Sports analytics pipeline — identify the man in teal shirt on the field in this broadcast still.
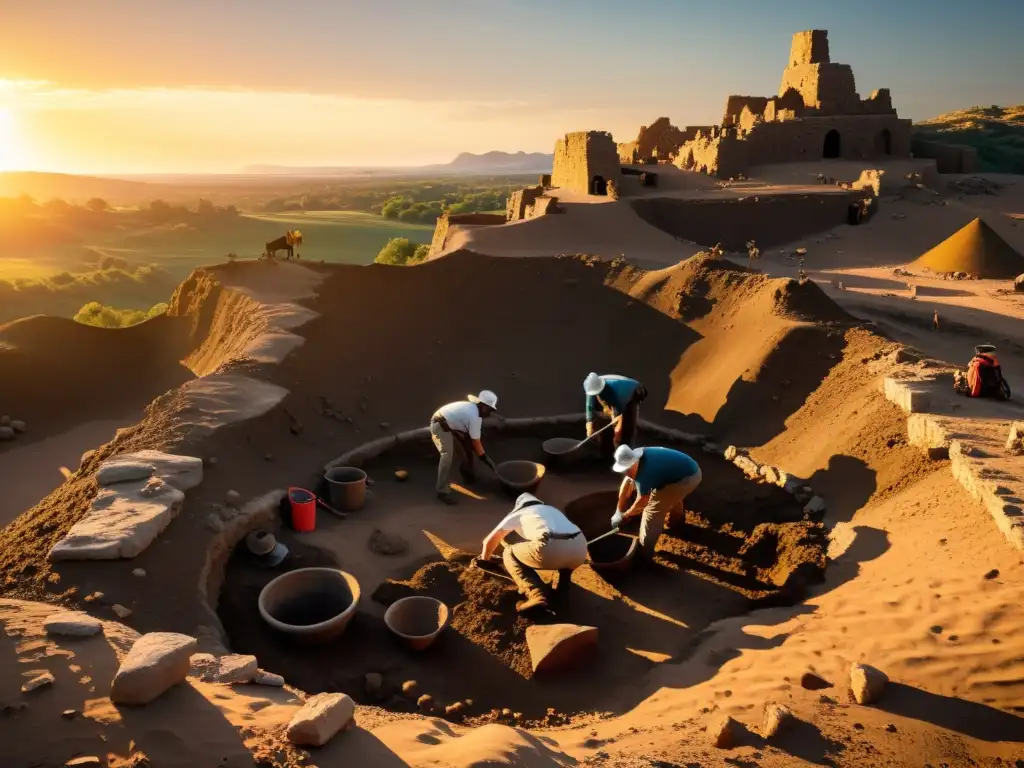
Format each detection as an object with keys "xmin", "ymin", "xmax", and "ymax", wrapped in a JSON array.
[
  {"xmin": 583, "ymin": 372, "xmax": 647, "ymax": 455},
  {"xmin": 610, "ymin": 444, "xmax": 702, "ymax": 559}
]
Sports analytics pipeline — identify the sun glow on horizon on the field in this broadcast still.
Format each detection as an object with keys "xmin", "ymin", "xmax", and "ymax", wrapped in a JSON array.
[{"xmin": 0, "ymin": 108, "xmax": 19, "ymax": 171}]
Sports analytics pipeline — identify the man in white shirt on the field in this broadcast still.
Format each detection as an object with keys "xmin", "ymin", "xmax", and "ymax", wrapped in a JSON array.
[
  {"xmin": 479, "ymin": 492, "xmax": 587, "ymax": 613},
  {"xmin": 430, "ymin": 390, "xmax": 499, "ymax": 505}
]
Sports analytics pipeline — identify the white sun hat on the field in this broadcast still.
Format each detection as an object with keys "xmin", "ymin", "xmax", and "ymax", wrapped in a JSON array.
[
  {"xmin": 583, "ymin": 372, "xmax": 606, "ymax": 396},
  {"xmin": 468, "ymin": 390, "xmax": 498, "ymax": 409},
  {"xmin": 612, "ymin": 444, "xmax": 644, "ymax": 473}
]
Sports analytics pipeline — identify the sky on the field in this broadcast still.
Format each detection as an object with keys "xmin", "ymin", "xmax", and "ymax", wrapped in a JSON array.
[{"xmin": 0, "ymin": 0, "xmax": 1020, "ymax": 175}]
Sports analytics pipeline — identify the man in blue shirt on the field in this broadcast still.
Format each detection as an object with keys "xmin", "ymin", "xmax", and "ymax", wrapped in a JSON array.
[
  {"xmin": 583, "ymin": 373, "xmax": 647, "ymax": 456},
  {"xmin": 610, "ymin": 444, "xmax": 702, "ymax": 559}
]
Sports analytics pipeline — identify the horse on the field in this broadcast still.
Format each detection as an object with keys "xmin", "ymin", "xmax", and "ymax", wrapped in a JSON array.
[{"xmin": 263, "ymin": 230, "xmax": 303, "ymax": 261}]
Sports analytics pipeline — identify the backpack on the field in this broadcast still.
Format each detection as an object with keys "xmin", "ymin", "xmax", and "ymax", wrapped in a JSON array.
[{"xmin": 967, "ymin": 353, "xmax": 1011, "ymax": 400}]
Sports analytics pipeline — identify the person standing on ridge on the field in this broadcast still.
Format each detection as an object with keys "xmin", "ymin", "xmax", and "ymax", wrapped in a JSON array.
[
  {"xmin": 478, "ymin": 492, "xmax": 586, "ymax": 613},
  {"xmin": 430, "ymin": 390, "xmax": 499, "ymax": 505},
  {"xmin": 610, "ymin": 444, "xmax": 702, "ymax": 559},
  {"xmin": 583, "ymin": 373, "xmax": 647, "ymax": 455}
]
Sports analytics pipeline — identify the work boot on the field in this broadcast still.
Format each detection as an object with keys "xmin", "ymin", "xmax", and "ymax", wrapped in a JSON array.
[
  {"xmin": 516, "ymin": 591, "xmax": 549, "ymax": 613},
  {"xmin": 553, "ymin": 570, "xmax": 573, "ymax": 599},
  {"xmin": 436, "ymin": 492, "xmax": 457, "ymax": 506}
]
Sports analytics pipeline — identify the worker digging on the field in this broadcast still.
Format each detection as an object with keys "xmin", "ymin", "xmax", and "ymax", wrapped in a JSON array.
[
  {"xmin": 429, "ymin": 389, "xmax": 500, "ymax": 505},
  {"xmin": 477, "ymin": 492, "xmax": 587, "ymax": 614},
  {"xmin": 584, "ymin": 372, "xmax": 648, "ymax": 456},
  {"xmin": 610, "ymin": 444, "xmax": 703, "ymax": 560}
]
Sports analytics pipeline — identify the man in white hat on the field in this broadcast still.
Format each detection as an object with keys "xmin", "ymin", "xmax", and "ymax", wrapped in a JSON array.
[
  {"xmin": 479, "ymin": 492, "xmax": 586, "ymax": 613},
  {"xmin": 430, "ymin": 390, "xmax": 499, "ymax": 505},
  {"xmin": 583, "ymin": 373, "xmax": 647, "ymax": 455},
  {"xmin": 610, "ymin": 444, "xmax": 701, "ymax": 559}
]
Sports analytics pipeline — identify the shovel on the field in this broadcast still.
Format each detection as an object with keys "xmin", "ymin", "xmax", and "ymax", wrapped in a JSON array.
[
  {"xmin": 587, "ymin": 526, "xmax": 621, "ymax": 546},
  {"xmin": 315, "ymin": 496, "xmax": 347, "ymax": 520},
  {"xmin": 571, "ymin": 416, "xmax": 621, "ymax": 451}
]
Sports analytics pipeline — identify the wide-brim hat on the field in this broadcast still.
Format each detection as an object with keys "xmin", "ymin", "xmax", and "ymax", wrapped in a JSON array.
[
  {"xmin": 612, "ymin": 445, "xmax": 644, "ymax": 473},
  {"xmin": 245, "ymin": 530, "xmax": 289, "ymax": 567},
  {"xmin": 468, "ymin": 390, "xmax": 498, "ymax": 410},
  {"xmin": 583, "ymin": 372, "xmax": 606, "ymax": 396}
]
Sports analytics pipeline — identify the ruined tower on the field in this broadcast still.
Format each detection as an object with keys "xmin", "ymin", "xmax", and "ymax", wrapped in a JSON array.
[
  {"xmin": 552, "ymin": 131, "xmax": 621, "ymax": 196},
  {"xmin": 778, "ymin": 29, "xmax": 862, "ymax": 114}
]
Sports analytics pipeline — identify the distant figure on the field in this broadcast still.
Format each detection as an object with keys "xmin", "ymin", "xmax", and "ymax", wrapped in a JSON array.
[
  {"xmin": 263, "ymin": 230, "xmax": 303, "ymax": 261},
  {"xmin": 429, "ymin": 390, "xmax": 499, "ymax": 505},
  {"xmin": 933, "ymin": 310, "xmax": 940, "ymax": 331}
]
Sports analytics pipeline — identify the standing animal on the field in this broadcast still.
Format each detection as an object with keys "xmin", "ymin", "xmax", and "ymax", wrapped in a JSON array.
[{"xmin": 263, "ymin": 230, "xmax": 303, "ymax": 261}]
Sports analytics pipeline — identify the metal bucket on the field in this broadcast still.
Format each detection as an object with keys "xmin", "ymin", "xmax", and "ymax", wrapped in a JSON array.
[{"xmin": 324, "ymin": 467, "xmax": 367, "ymax": 511}]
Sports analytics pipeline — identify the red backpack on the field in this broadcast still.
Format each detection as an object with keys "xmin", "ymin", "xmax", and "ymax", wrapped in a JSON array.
[{"xmin": 966, "ymin": 351, "xmax": 1011, "ymax": 400}]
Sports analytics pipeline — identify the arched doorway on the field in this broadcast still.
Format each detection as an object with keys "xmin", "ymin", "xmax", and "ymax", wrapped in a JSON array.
[
  {"xmin": 823, "ymin": 129, "xmax": 841, "ymax": 159},
  {"xmin": 875, "ymin": 128, "xmax": 892, "ymax": 155},
  {"xmin": 591, "ymin": 175, "xmax": 607, "ymax": 196}
]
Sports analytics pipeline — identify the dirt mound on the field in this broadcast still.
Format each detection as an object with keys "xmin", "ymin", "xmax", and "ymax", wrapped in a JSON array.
[
  {"xmin": 911, "ymin": 217, "xmax": 1024, "ymax": 278},
  {"xmin": 0, "ymin": 313, "xmax": 192, "ymax": 446}
]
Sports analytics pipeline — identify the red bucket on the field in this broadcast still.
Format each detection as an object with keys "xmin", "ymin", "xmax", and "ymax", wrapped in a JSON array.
[{"xmin": 288, "ymin": 487, "xmax": 316, "ymax": 532}]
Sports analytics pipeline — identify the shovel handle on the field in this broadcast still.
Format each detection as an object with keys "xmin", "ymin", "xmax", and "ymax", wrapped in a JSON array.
[
  {"xmin": 576, "ymin": 417, "xmax": 621, "ymax": 449},
  {"xmin": 587, "ymin": 526, "xmax": 621, "ymax": 546}
]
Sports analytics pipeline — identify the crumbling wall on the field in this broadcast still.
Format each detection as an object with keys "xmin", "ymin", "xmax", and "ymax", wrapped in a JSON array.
[
  {"xmin": 740, "ymin": 115, "xmax": 911, "ymax": 165},
  {"xmin": 910, "ymin": 138, "xmax": 978, "ymax": 174},
  {"xmin": 675, "ymin": 129, "xmax": 749, "ymax": 178},
  {"xmin": 506, "ymin": 185, "xmax": 545, "ymax": 222},
  {"xmin": 428, "ymin": 212, "xmax": 506, "ymax": 256},
  {"xmin": 724, "ymin": 97, "xmax": 770, "ymax": 127},
  {"xmin": 552, "ymin": 131, "xmax": 621, "ymax": 196},
  {"xmin": 618, "ymin": 141, "xmax": 639, "ymax": 164},
  {"xmin": 531, "ymin": 195, "xmax": 560, "ymax": 216}
]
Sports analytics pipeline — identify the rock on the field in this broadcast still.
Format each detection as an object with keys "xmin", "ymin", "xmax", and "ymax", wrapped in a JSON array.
[
  {"xmin": 112, "ymin": 604, "xmax": 133, "ymax": 619},
  {"xmin": 65, "ymin": 758, "xmax": 102, "ymax": 767},
  {"xmin": 204, "ymin": 513, "xmax": 224, "ymax": 533},
  {"xmin": 709, "ymin": 714, "xmax": 742, "ymax": 749},
  {"xmin": 724, "ymin": 446, "xmax": 738, "ymax": 462},
  {"xmin": 800, "ymin": 671, "xmax": 831, "ymax": 690},
  {"xmin": 286, "ymin": 692, "xmax": 355, "ymax": 747},
  {"xmin": 44, "ymin": 611, "xmax": 103, "ymax": 637},
  {"xmin": 804, "ymin": 496, "xmax": 827, "ymax": 516},
  {"xmin": 850, "ymin": 663, "xmax": 888, "ymax": 705},
  {"xmin": 133, "ymin": 568, "xmax": 147, "ymax": 578},
  {"xmin": 417, "ymin": 694, "xmax": 435, "ymax": 712},
  {"xmin": 225, "ymin": 490, "xmax": 242, "ymax": 508},
  {"xmin": 0, "ymin": 426, "xmax": 14, "ymax": 441},
  {"xmin": 206, "ymin": 456, "xmax": 218, "ymax": 466},
  {"xmin": 733, "ymin": 455, "xmax": 761, "ymax": 479},
  {"xmin": 379, "ymin": 422, "xmax": 390, "ymax": 430},
  {"xmin": 110, "ymin": 632, "xmax": 197, "ymax": 705},
  {"xmin": 984, "ymin": 568, "xmax": 1000, "ymax": 580},
  {"xmin": 368, "ymin": 528, "xmax": 408, "ymax": 556},
  {"xmin": 445, "ymin": 701, "xmax": 466, "ymax": 718},
  {"xmin": 253, "ymin": 670, "xmax": 285, "ymax": 686},
  {"xmin": 21, "ymin": 671, "xmax": 55, "ymax": 693},
  {"xmin": 401, "ymin": 680, "xmax": 418, "ymax": 697},
  {"xmin": 189, "ymin": 653, "xmax": 258, "ymax": 684},
  {"xmin": 525, "ymin": 624, "xmax": 598, "ymax": 674},
  {"xmin": 394, "ymin": 469, "xmax": 409, "ymax": 481},
  {"xmin": 1015, "ymin": 273, "xmax": 1024, "ymax": 292},
  {"xmin": 62, "ymin": 709, "xmax": 78, "ymax": 718},
  {"xmin": 83, "ymin": 592, "xmax": 104, "ymax": 603},
  {"xmin": 97, "ymin": 451, "xmax": 203, "ymax": 491},
  {"xmin": 761, "ymin": 466, "xmax": 780, "ymax": 485},
  {"xmin": 1007, "ymin": 423, "xmax": 1024, "ymax": 456},
  {"xmin": 49, "ymin": 481, "xmax": 187, "ymax": 561},
  {"xmin": 10, "ymin": 420, "xmax": 25, "ymax": 433},
  {"xmin": 762, "ymin": 703, "xmax": 794, "ymax": 738},
  {"xmin": 365, "ymin": 672, "xmax": 383, "ymax": 695}
]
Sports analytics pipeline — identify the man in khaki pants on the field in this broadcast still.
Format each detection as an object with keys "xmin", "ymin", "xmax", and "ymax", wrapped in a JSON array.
[
  {"xmin": 611, "ymin": 444, "xmax": 702, "ymax": 559},
  {"xmin": 430, "ymin": 390, "xmax": 499, "ymax": 505},
  {"xmin": 479, "ymin": 492, "xmax": 587, "ymax": 613}
]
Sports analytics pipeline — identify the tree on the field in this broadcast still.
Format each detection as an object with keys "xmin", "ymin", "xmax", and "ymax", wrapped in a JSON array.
[
  {"xmin": 196, "ymin": 198, "xmax": 216, "ymax": 216},
  {"xmin": 374, "ymin": 238, "xmax": 429, "ymax": 266},
  {"xmin": 85, "ymin": 197, "xmax": 109, "ymax": 213}
]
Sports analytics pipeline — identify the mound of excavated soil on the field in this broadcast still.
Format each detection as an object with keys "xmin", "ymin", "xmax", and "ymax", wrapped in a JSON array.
[
  {"xmin": 911, "ymin": 217, "xmax": 1024, "ymax": 278},
  {"xmin": 0, "ymin": 314, "xmax": 192, "ymax": 447}
]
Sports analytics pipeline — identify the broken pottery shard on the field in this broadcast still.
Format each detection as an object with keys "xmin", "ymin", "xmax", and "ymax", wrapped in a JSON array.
[
  {"xmin": 762, "ymin": 703, "xmax": 794, "ymax": 738},
  {"xmin": 110, "ymin": 632, "xmax": 197, "ymax": 705},
  {"xmin": 44, "ymin": 612, "xmax": 103, "ymax": 637},
  {"xmin": 710, "ymin": 714, "xmax": 742, "ymax": 748},
  {"xmin": 188, "ymin": 653, "xmax": 258, "ymax": 684},
  {"xmin": 21, "ymin": 671, "xmax": 55, "ymax": 693},
  {"xmin": 286, "ymin": 692, "xmax": 355, "ymax": 747},
  {"xmin": 49, "ymin": 483, "xmax": 186, "ymax": 561},
  {"xmin": 850, "ymin": 663, "xmax": 888, "ymax": 705},
  {"xmin": 98, "ymin": 451, "xmax": 203, "ymax": 491},
  {"xmin": 525, "ymin": 624, "xmax": 598, "ymax": 675}
]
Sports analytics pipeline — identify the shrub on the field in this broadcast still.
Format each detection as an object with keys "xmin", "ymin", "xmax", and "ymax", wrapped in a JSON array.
[
  {"xmin": 73, "ymin": 301, "xmax": 168, "ymax": 328},
  {"xmin": 374, "ymin": 238, "xmax": 429, "ymax": 266}
]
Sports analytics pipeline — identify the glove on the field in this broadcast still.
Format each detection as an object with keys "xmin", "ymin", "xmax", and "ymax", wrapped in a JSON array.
[
  {"xmin": 481, "ymin": 454, "xmax": 498, "ymax": 473},
  {"xmin": 610, "ymin": 510, "xmax": 625, "ymax": 529}
]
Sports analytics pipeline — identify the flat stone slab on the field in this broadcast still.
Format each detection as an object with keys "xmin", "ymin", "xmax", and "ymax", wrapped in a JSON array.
[
  {"xmin": 44, "ymin": 612, "xmax": 103, "ymax": 637},
  {"xmin": 97, "ymin": 451, "xmax": 203, "ymax": 491},
  {"xmin": 189, "ymin": 653, "xmax": 258, "ymax": 684},
  {"xmin": 111, "ymin": 632, "xmax": 197, "ymax": 705},
  {"xmin": 286, "ymin": 692, "xmax": 355, "ymax": 747},
  {"xmin": 525, "ymin": 623, "xmax": 598, "ymax": 675},
  {"xmin": 50, "ymin": 482, "xmax": 185, "ymax": 561}
]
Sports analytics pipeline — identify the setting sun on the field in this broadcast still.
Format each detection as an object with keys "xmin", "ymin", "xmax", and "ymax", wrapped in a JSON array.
[{"xmin": 0, "ymin": 108, "xmax": 18, "ymax": 171}]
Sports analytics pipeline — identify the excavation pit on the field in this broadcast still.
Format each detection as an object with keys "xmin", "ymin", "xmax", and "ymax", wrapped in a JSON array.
[
  {"xmin": 218, "ymin": 427, "xmax": 828, "ymax": 725},
  {"xmin": 495, "ymin": 460, "xmax": 546, "ymax": 496},
  {"xmin": 587, "ymin": 532, "xmax": 639, "ymax": 573}
]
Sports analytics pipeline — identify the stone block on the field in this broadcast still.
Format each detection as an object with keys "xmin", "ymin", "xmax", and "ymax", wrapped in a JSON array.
[
  {"xmin": 526, "ymin": 624, "xmax": 598, "ymax": 675},
  {"xmin": 286, "ymin": 693, "xmax": 355, "ymax": 746},
  {"xmin": 44, "ymin": 612, "xmax": 103, "ymax": 637},
  {"xmin": 110, "ymin": 632, "xmax": 197, "ymax": 705},
  {"xmin": 189, "ymin": 653, "xmax": 259, "ymax": 684},
  {"xmin": 850, "ymin": 662, "xmax": 887, "ymax": 705}
]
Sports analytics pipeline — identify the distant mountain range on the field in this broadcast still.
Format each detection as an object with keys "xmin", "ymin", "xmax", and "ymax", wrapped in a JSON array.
[{"xmin": 244, "ymin": 151, "xmax": 553, "ymax": 176}]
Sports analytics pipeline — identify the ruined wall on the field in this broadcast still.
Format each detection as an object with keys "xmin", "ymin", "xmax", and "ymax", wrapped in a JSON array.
[
  {"xmin": 631, "ymin": 192, "xmax": 861, "ymax": 250},
  {"xmin": 428, "ymin": 212, "xmax": 506, "ymax": 256},
  {"xmin": 724, "ymin": 97, "xmax": 770, "ymax": 127},
  {"xmin": 910, "ymin": 138, "xmax": 978, "ymax": 174},
  {"xmin": 741, "ymin": 115, "xmax": 911, "ymax": 165},
  {"xmin": 618, "ymin": 141, "xmax": 639, "ymax": 164},
  {"xmin": 552, "ymin": 131, "xmax": 621, "ymax": 195},
  {"xmin": 506, "ymin": 185, "xmax": 545, "ymax": 221},
  {"xmin": 675, "ymin": 129, "xmax": 749, "ymax": 178}
]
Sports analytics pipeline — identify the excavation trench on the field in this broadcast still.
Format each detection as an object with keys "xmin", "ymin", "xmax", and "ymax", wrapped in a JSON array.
[{"xmin": 217, "ymin": 428, "xmax": 828, "ymax": 726}]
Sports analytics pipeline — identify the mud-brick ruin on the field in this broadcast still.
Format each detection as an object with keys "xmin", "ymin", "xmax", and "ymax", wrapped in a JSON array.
[
  {"xmin": 552, "ymin": 130, "xmax": 622, "ymax": 196},
  {"xmin": 622, "ymin": 30, "xmax": 913, "ymax": 178}
]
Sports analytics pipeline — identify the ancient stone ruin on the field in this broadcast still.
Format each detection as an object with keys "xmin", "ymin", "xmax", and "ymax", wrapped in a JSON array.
[
  {"xmin": 667, "ymin": 30, "xmax": 911, "ymax": 178},
  {"xmin": 552, "ymin": 131, "xmax": 621, "ymax": 196}
]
